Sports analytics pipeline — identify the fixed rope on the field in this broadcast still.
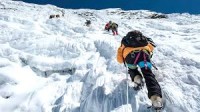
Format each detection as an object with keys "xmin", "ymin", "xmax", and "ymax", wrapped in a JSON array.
[{"xmin": 125, "ymin": 65, "xmax": 129, "ymax": 105}]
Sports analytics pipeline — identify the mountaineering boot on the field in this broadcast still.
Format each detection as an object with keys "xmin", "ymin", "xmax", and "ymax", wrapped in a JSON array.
[
  {"xmin": 133, "ymin": 75, "xmax": 144, "ymax": 90},
  {"xmin": 150, "ymin": 95, "xmax": 163, "ymax": 110},
  {"xmin": 113, "ymin": 31, "xmax": 116, "ymax": 35}
]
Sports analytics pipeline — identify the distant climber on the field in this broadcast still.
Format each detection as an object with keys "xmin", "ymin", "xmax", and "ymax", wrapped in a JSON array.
[
  {"xmin": 105, "ymin": 21, "xmax": 112, "ymax": 31},
  {"xmin": 56, "ymin": 14, "xmax": 60, "ymax": 18},
  {"xmin": 49, "ymin": 15, "xmax": 55, "ymax": 19},
  {"xmin": 105, "ymin": 21, "xmax": 118, "ymax": 35},
  {"xmin": 49, "ymin": 14, "xmax": 61, "ymax": 19},
  {"xmin": 110, "ymin": 22, "xmax": 118, "ymax": 35},
  {"xmin": 116, "ymin": 30, "xmax": 163, "ymax": 110},
  {"xmin": 85, "ymin": 20, "xmax": 91, "ymax": 27}
]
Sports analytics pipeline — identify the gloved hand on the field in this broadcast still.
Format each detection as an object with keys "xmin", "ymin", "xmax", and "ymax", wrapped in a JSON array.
[{"xmin": 149, "ymin": 52, "xmax": 155, "ymax": 58}]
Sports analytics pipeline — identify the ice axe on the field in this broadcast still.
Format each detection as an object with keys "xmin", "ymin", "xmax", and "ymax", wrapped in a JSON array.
[{"xmin": 151, "ymin": 60, "xmax": 158, "ymax": 70}]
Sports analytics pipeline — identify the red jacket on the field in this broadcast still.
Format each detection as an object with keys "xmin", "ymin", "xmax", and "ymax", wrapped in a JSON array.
[{"xmin": 105, "ymin": 23, "xmax": 110, "ymax": 30}]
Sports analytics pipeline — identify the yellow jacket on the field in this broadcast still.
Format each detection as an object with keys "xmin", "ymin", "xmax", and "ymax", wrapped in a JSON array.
[{"xmin": 117, "ymin": 43, "xmax": 154, "ymax": 63}]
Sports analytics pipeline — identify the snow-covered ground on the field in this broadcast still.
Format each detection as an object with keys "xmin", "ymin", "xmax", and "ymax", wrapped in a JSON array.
[{"xmin": 0, "ymin": 0, "xmax": 200, "ymax": 112}]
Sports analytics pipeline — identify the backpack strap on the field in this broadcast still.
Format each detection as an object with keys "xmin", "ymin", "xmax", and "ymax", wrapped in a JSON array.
[
  {"xmin": 134, "ymin": 51, "xmax": 141, "ymax": 64},
  {"xmin": 143, "ymin": 51, "xmax": 148, "ymax": 70},
  {"xmin": 133, "ymin": 49, "xmax": 149, "ymax": 70}
]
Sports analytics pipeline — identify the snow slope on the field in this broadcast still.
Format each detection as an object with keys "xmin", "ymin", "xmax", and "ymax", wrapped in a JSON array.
[{"xmin": 0, "ymin": 0, "xmax": 200, "ymax": 112}]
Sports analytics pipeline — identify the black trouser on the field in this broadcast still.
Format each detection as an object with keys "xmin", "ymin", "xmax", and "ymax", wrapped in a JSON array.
[
  {"xmin": 111, "ymin": 27, "xmax": 117, "ymax": 33},
  {"xmin": 125, "ymin": 51, "xmax": 162, "ymax": 98},
  {"xmin": 105, "ymin": 27, "xmax": 110, "ymax": 31}
]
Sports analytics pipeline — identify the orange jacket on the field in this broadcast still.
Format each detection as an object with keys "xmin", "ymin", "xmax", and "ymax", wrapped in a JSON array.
[{"xmin": 117, "ymin": 43, "xmax": 154, "ymax": 63}]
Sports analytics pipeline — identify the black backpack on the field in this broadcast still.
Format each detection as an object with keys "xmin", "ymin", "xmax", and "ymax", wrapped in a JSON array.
[{"xmin": 121, "ymin": 30, "xmax": 148, "ymax": 47}]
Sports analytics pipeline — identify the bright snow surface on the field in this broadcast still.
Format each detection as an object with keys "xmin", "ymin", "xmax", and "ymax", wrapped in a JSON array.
[{"xmin": 0, "ymin": 0, "xmax": 200, "ymax": 112}]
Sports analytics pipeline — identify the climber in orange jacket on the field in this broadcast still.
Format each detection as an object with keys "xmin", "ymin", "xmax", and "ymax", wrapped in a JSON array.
[{"xmin": 117, "ymin": 30, "xmax": 163, "ymax": 109}]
